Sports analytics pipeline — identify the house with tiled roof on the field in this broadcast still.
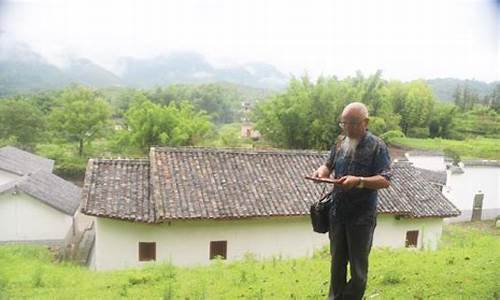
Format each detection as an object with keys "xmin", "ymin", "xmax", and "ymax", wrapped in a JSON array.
[
  {"xmin": 405, "ymin": 149, "xmax": 500, "ymax": 222},
  {"xmin": 443, "ymin": 160, "xmax": 500, "ymax": 222},
  {"xmin": 0, "ymin": 145, "xmax": 54, "ymax": 184},
  {"xmin": 81, "ymin": 147, "xmax": 460, "ymax": 270},
  {"xmin": 415, "ymin": 167, "xmax": 447, "ymax": 189},
  {"xmin": 0, "ymin": 146, "xmax": 81, "ymax": 245}
]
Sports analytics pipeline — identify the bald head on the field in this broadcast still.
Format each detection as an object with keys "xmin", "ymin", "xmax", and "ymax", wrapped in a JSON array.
[
  {"xmin": 340, "ymin": 102, "xmax": 369, "ymax": 139},
  {"xmin": 342, "ymin": 102, "xmax": 369, "ymax": 120}
]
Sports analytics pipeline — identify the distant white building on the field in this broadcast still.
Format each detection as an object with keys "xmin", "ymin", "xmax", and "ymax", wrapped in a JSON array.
[
  {"xmin": 82, "ymin": 147, "xmax": 459, "ymax": 271},
  {"xmin": 406, "ymin": 151, "xmax": 500, "ymax": 222},
  {"xmin": 443, "ymin": 160, "xmax": 500, "ymax": 222},
  {"xmin": 0, "ymin": 146, "xmax": 81, "ymax": 245},
  {"xmin": 405, "ymin": 151, "xmax": 446, "ymax": 172}
]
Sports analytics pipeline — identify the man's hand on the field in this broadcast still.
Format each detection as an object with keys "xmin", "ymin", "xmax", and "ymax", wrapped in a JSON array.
[
  {"xmin": 336, "ymin": 175, "xmax": 360, "ymax": 190},
  {"xmin": 311, "ymin": 165, "xmax": 331, "ymax": 178}
]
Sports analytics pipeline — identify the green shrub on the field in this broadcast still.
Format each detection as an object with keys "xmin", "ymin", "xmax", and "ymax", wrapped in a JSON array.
[
  {"xmin": 443, "ymin": 147, "xmax": 461, "ymax": 165},
  {"xmin": 380, "ymin": 130, "xmax": 405, "ymax": 143},
  {"xmin": 368, "ymin": 117, "xmax": 387, "ymax": 136},
  {"xmin": 448, "ymin": 130, "xmax": 466, "ymax": 141},
  {"xmin": 407, "ymin": 127, "xmax": 429, "ymax": 138}
]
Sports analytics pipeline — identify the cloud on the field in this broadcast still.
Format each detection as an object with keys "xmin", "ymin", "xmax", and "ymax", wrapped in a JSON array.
[{"xmin": 1, "ymin": 0, "xmax": 498, "ymax": 82}]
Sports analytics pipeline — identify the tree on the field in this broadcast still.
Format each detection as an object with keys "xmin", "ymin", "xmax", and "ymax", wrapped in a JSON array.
[
  {"xmin": 254, "ymin": 76, "xmax": 346, "ymax": 150},
  {"xmin": 488, "ymin": 83, "xmax": 500, "ymax": 113},
  {"xmin": 360, "ymin": 70, "xmax": 385, "ymax": 111},
  {"xmin": 216, "ymin": 124, "xmax": 242, "ymax": 147},
  {"xmin": 254, "ymin": 76, "xmax": 318, "ymax": 149},
  {"xmin": 0, "ymin": 99, "xmax": 46, "ymax": 148},
  {"xmin": 105, "ymin": 88, "xmax": 149, "ymax": 118},
  {"xmin": 122, "ymin": 99, "xmax": 213, "ymax": 152},
  {"xmin": 396, "ymin": 80, "xmax": 435, "ymax": 136},
  {"xmin": 454, "ymin": 83, "xmax": 480, "ymax": 112},
  {"xmin": 254, "ymin": 73, "xmax": 446, "ymax": 148},
  {"xmin": 48, "ymin": 86, "xmax": 111, "ymax": 156},
  {"xmin": 147, "ymin": 83, "xmax": 240, "ymax": 124},
  {"xmin": 428, "ymin": 103, "xmax": 457, "ymax": 138}
]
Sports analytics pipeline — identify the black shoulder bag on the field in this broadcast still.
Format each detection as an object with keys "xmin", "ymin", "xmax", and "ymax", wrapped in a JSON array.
[
  {"xmin": 310, "ymin": 186, "xmax": 333, "ymax": 233},
  {"xmin": 309, "ymin": 136, "xmax": 342, "ymax": 233}
]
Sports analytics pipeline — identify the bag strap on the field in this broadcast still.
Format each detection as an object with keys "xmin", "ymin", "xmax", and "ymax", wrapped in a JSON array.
[{"xmin": 317, "ymin": 135, "xmax": 345, "ymax": 204}]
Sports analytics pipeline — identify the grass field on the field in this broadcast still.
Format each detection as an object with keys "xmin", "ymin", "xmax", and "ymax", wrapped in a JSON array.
[
  {"xmin": 390, "ymin": 137, "xmax": 500, "ymax": 160},
  {"xmin": 0, "ymin": 221, "xmax": 498, "ymax": 299}
]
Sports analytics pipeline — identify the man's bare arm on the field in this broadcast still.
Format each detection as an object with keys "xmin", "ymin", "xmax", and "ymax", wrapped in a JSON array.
[
  {"xmin": 336, "ymin": 175, "xmax": 390, "ymax": 190},
  {"xmin": 362, "ymin": 175, "xmax": 390, "ymax": 189}
]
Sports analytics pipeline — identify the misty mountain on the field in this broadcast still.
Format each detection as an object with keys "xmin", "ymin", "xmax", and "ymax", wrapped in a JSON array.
[
  {"xmin": 0, "ymin": 41, "xmax": 71, "ymax": 95},
  {"xmin": 62, "ymin": 58, "xmax": 123, "ymax": 88},
  {"xmin": 0, "ymin": 40, "xmax": 124, "ymax": 96},
  {"xmin": 118, "ymin": 52, "xmax": 215, "ymax": 87},
  {"xmin": 426, "ymin": 78, "xmax": 498, "ymax": 102},
  {"xmin": 118, "ymin": 52, "xmax": 288, "ymax": 90},
  {"xmin": 1, "ymin": 40, "xmax": 496, "ymax": 101},
  {"xmin": 0, "ymin": 43, "xmax": 288, "ymax": 95},
  {"xmin": 215, "ymin": 62, "xmax": 288, "ymax": 90}
]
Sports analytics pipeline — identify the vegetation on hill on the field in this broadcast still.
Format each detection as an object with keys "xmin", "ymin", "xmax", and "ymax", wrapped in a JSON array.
[
  {"xmin": 253, "ymin": 72, "xmax": 499, "ymax": 150},
  {"xmin": 426, "ymin": 78, "xmax": 498, "ymax": 103},
  {"xmin": 390, "ymin": 137, "xmax": 500, "ymax": 160},
  {"xmin": 0, "ymin": 71, "xmax": 498, "ymax": 180}
]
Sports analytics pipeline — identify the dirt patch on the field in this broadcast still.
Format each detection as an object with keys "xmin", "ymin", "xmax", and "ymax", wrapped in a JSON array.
[{"xmin": 388, "ymin": 145, "xmax": 407, "ymax": 159}]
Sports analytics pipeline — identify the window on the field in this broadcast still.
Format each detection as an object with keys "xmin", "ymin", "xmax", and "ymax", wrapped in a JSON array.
[
  {"xmin": 138, "ymin": 242, "xmax": 156, "ymax": 261},
  {"xmin": 210, "ymin": 241, "xmax": 227, "ymax": 259},
  {"xmin": 405, "ymin": 230, "xmax": 419, "ymax": 248}
]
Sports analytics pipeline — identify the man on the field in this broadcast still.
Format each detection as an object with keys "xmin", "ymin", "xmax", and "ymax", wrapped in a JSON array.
[{"xmin": 311, "ymin": 102, "xmax": 392, "ymax": 300}]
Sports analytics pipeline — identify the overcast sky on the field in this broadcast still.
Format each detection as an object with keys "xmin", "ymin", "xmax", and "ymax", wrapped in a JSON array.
[{"xmin": 0, "ymin": 0, "xmax": 498, "ymax": 82}]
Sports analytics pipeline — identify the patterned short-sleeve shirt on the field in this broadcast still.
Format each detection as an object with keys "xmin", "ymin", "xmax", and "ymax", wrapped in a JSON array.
[{"xmin": 325, "ymin": 131, "xmax": 392, "ymax": 225}]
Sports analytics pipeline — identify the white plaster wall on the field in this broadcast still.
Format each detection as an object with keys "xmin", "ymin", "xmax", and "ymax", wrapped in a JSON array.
[
  {"xmin": 0, "ymin": 169, "xmax": 20, "ymax": 185},
  {"xmin": 0, "ymin": 191, "xmax": 73, "ymax": 241},
  {"xmin": 406, "ymin": 155, "xmax": 446, "ymax": 171},
  {"xmin": 497, "ymin": 169, "xmax": 500, "ymax": 215},
  {"xmin": 88, "ymin": 241, "xmax": 96, "ymax": 268},
  {"xmin": 93, "ymin": 216, "xmax": 330, "ymax": 270},
  {"xmin": 444, "ymin": 166, "xmax": 500, "ymax": 221},
  {"xmin": 373, "ymin": 215, "xmax": 443, "ymax": 250},
  {"xmin": 93, "ymin": 214, "xmax": 445, "ymax": 270},
  {"xmin": 73, "ymin": 209, "xmax": 95, "ymax": 233}
]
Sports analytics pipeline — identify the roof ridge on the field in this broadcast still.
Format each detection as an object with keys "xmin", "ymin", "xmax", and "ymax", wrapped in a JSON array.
[
  {"xmin": 92, "ymin": 157, "xmax": 149, "ymax": 161},
  {"xmin": 149, "ymin": 147, "xmax": 161, "ymax": 221},
  {"xmin": 0, "ymin": 145, "xmax": 54, "ymax": 162},
  {"xmin": 153, "ymin": 146, "xmax": 327, "ymax": 155}
]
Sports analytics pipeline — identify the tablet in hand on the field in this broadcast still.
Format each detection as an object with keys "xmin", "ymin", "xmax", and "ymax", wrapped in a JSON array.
[{"xmin": 304, "ymin": 175, "xmax": 341, "ymax": 184}]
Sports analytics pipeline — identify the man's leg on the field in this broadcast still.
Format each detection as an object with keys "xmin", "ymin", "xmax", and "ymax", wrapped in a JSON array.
[
  {"xmin": 328, "ymin": 222, "xmax": 348, "ymax": 300},
  {"xmin": 341, "ymin": 221, "xmax": 376, "ymax": 300}
]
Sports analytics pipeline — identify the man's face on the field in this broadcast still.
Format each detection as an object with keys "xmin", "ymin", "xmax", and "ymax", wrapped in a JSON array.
[{"xmin": 340, "ymin": 111, "xmax": 368, "ymax": 139}]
